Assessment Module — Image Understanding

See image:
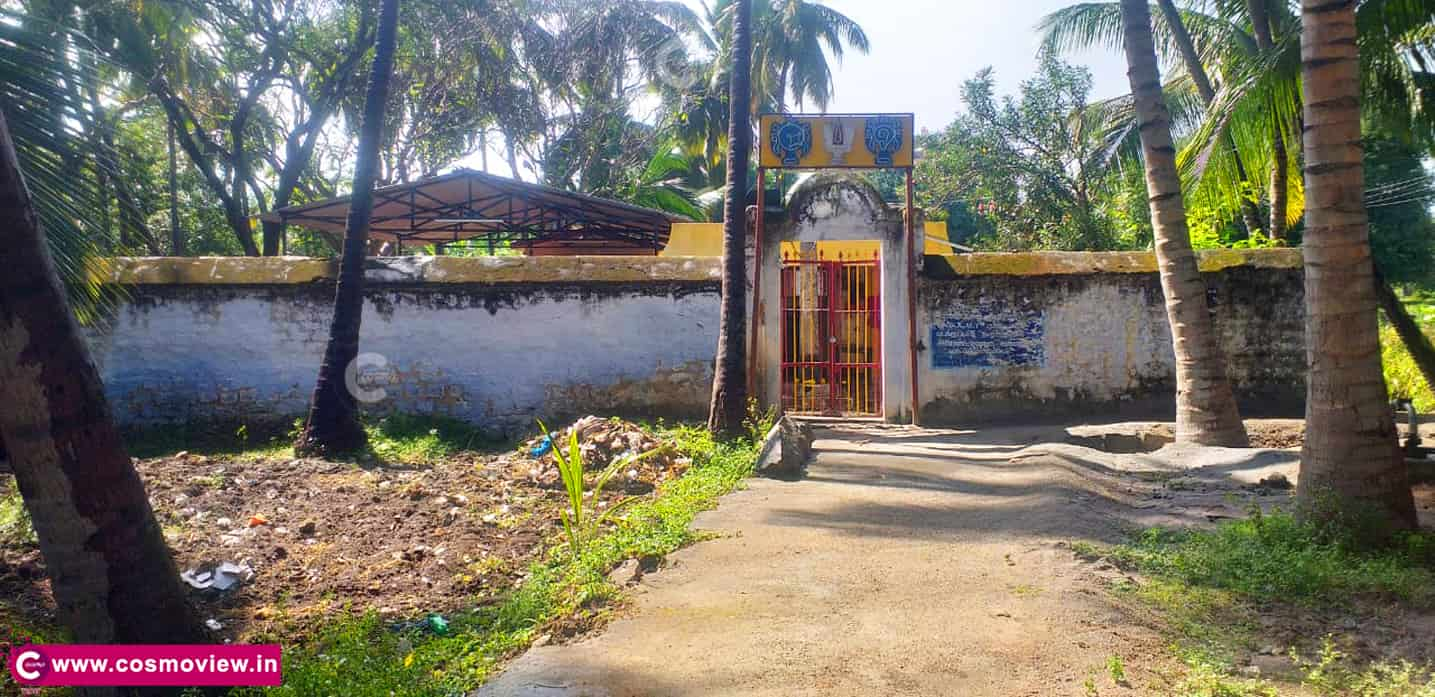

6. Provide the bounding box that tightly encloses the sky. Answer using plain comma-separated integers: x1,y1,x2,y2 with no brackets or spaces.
680,0,1135,133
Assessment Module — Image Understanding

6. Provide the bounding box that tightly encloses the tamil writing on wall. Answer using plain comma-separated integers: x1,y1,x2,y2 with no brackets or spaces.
930,306,1045,369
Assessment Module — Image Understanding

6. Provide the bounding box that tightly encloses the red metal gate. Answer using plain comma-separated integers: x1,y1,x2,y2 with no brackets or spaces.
780,252,881,415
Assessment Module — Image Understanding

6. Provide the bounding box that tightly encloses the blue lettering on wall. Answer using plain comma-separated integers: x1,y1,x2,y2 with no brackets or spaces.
930,307,1045,369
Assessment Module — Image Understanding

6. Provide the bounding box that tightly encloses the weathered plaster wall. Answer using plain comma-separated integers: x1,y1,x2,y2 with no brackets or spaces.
918,250,1306,425
88,257,721,434
90,249,1307,433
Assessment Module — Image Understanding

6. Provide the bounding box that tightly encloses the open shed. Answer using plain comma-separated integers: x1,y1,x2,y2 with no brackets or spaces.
261,169,676,255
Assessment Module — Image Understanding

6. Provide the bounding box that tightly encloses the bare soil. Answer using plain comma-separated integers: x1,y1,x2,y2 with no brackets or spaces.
0,418,687,641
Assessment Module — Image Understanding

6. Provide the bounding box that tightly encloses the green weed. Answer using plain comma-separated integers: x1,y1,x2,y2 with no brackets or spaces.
1173,659,1277,697
1089,510,1435,696
124,420,295,460
1297,637,1435,697
540,419,655,563
123,414,498,465
1107,654,1126,684
1083,675,1099,696
743,397,777,443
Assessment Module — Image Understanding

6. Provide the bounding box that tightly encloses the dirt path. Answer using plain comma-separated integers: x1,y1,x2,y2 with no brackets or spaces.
478,422,1319,696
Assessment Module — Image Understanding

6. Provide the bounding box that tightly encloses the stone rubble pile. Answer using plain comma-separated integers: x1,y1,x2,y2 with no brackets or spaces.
520,415,689,492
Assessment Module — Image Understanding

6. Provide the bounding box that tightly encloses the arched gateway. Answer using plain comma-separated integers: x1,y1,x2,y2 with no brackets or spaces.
750,115,920,423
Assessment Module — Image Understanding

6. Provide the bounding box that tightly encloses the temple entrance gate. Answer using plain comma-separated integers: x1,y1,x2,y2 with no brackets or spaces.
779,252,882,416
752,113,919,423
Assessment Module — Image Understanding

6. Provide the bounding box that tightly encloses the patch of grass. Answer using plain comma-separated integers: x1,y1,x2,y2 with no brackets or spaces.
1102,510,1435,608
1087,510,1435,695
365,414,498,464
1402,290,1435,326
0,478,35,546
1117,577,1255,669
124,420,296,460
240,424,760,696
123,414,501,464
1009,583,1043,597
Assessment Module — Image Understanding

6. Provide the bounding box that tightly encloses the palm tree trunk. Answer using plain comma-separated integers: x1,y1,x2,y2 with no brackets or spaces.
168,121,184,256
1122,0,1249,447
0,110,209,648
294,0,401,457
708,0,753,436
775,63,789,113
1155,0,1265,237
1297,0,1416,528
1269,130,1289,239
1247,0,1289,240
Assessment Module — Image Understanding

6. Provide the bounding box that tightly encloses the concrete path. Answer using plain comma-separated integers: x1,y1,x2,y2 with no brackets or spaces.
476,422,1276,696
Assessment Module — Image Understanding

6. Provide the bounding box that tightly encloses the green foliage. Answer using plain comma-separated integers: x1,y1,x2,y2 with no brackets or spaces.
1102,511,1435,608
1364,135,1435,286
1092,513,1435,696
743,397,777,443
247,424,761,696
124,421,296,460
1297,637,1435,697
1383,321,1435,412
0,479,36,546
915,55,1141,252
0,9,133,319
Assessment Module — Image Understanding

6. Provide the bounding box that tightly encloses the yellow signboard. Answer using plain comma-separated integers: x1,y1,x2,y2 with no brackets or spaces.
758,113,915,169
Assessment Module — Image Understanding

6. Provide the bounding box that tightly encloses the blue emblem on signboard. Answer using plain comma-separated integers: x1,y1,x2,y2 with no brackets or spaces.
864,117,905,167
769,119,813,167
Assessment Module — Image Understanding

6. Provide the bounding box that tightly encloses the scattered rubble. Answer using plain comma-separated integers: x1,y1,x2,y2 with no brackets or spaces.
0,415,696,640
521,416,688,492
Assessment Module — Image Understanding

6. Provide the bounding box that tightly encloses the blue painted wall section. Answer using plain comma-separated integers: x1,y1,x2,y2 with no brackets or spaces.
930,305,1045,369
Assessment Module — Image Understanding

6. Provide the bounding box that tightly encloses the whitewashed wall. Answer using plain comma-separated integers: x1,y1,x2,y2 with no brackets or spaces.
87,257,721,434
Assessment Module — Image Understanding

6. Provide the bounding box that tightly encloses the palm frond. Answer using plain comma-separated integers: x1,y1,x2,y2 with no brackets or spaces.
0,9,129,321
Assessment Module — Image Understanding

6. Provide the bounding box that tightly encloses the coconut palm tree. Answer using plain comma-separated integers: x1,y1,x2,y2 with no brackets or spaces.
658,0,868,192
709,0,869,113
1154,0,1267,236
1296,0,1417,528
1244,0,1290,239
294,0,401,457
1119,0,1250,446
1040,1,1286,235
708,0,753,436
0,9,131,317
0,107,209,645
1041,0,1434,237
